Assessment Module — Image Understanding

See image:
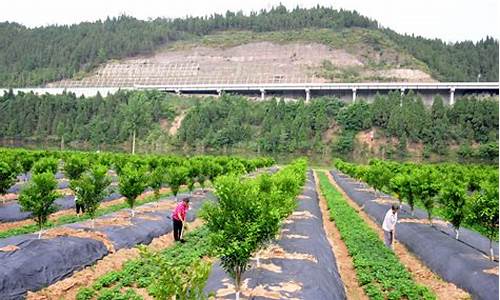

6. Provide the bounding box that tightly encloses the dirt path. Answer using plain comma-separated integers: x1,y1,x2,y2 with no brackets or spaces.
168,113,186,136
324,171,469,300
27,217,204,300
0,188,171,233
313,171,368,300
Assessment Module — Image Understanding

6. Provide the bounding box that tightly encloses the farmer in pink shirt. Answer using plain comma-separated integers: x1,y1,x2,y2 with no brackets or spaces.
172,197,190,243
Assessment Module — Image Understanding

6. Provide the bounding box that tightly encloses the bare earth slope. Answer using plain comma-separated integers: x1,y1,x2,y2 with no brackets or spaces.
48,29,434,88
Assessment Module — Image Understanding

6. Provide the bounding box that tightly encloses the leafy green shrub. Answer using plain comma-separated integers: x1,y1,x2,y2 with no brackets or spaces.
32,157,59,174
18,172,60,238
118,164,148,217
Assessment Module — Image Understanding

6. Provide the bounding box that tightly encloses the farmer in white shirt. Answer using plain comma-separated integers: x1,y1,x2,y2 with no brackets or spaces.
382,204,399,250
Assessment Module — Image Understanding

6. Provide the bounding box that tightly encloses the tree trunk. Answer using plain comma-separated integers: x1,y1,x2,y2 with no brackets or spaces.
490,239,494,261
60,135,64,151
235,269,241,300
455,228,460,240
38,223,43,239
131,209,135,218
132,129,136,154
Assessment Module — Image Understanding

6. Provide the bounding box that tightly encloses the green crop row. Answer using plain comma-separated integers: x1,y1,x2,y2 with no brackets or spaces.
76,159,307,299
317,171,435,300
76,227,213,300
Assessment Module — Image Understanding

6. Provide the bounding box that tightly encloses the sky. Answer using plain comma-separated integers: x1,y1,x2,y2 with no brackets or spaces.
0,0,498,42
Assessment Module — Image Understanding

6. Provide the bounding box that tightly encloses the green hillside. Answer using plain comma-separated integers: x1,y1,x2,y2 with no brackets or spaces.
0,5,498,87
0,90,497,164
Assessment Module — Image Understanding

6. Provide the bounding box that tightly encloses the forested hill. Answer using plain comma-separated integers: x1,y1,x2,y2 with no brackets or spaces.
0,5,498,87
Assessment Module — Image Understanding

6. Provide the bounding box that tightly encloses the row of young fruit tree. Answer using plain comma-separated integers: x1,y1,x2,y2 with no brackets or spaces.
0,148,275,237
334,158,499,259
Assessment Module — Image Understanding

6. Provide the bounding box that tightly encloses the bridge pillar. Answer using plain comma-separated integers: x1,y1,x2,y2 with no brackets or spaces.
260,89,266,101
400,88,405,107
175,89,181,96
450,88,455,106
305,89,311,102
217,89,222,97
352,88,357,103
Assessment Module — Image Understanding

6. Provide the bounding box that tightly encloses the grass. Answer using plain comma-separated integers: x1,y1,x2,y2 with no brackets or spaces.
317,171,435,300
0,187,189,239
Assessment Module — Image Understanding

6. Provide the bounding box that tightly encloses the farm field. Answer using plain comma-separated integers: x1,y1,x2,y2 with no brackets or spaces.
1,147,498,299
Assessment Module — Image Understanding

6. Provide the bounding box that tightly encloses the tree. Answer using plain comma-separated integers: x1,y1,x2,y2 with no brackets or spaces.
120,92,153,154
32,157,59,175
119,164,148,216
185,160,201,195
165,166,188,201
200,175,262,300
149,166,166,200
467,181,499,260
0,161,17,202
390,172,416,214
18,172,60,238
438,179,468,239
71,164,111,227
63,155,89,180
413,167,440,224
19,155,35,178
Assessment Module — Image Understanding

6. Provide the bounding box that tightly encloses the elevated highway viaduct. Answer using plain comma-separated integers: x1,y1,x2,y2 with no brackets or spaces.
2,82,498,105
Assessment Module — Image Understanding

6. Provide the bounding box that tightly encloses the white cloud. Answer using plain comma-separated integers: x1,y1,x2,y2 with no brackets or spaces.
0,0,497,42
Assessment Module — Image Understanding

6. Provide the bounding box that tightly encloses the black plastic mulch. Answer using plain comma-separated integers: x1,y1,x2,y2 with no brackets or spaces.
204,171,346,299
331,170,499,300
0,191,213,300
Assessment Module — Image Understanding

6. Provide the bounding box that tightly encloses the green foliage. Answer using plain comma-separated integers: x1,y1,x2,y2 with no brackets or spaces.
467,181,499,246
335,158,499,239
336,101,372,131
200,159,305,294
32,157,59,174
63,155,89,180
147,252,210,299
78,227,214,299
438,179,467,235
332,130,356,155
118,164,148,214
71,164,111,221
18,172,60,233
165,166,188,198
0,160,17,195
149,166,166,199
318,172,435,300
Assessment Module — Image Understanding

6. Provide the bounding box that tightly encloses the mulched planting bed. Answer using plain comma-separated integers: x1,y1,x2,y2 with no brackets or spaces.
203,171,346,299
331,170,499,300
0,191,212,300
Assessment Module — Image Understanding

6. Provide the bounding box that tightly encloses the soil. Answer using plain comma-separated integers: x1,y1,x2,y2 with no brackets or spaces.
43,227,115,252
325,172,470,300
212,277,302,300
27,217,204,300
47,39,433,88
0,244,19,252
313,170,368,300
483,266,499,275
168,113,186,136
